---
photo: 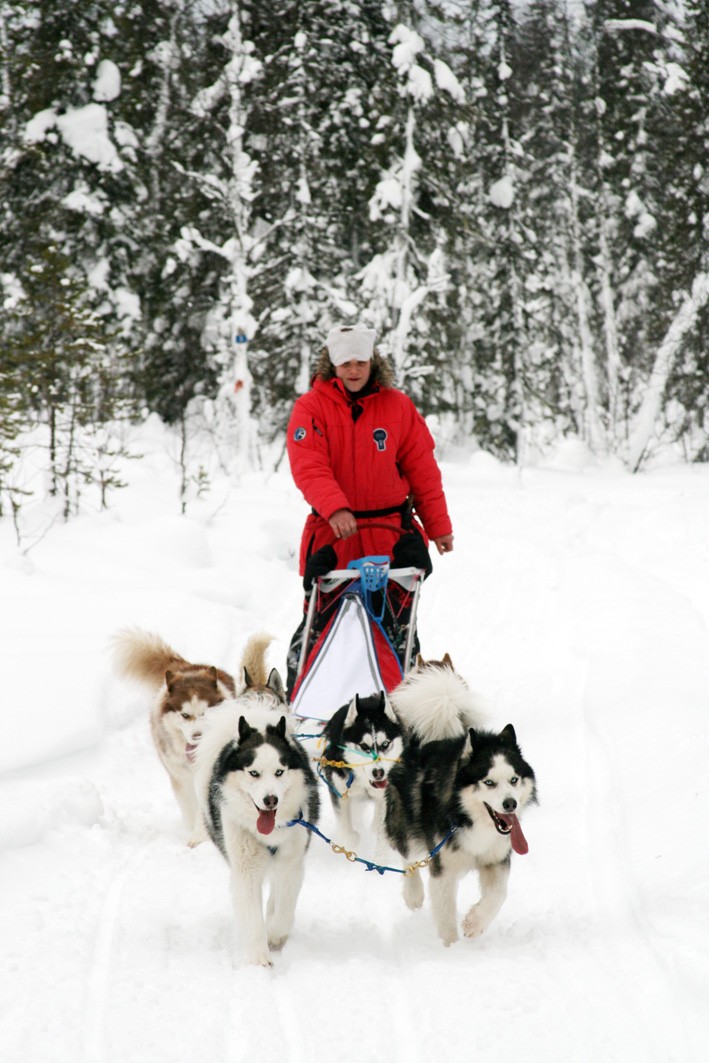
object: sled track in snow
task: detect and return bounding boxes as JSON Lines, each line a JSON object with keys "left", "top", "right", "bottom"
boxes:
{"left": 81, "top": 840, "right": 158, "bottom": 1063}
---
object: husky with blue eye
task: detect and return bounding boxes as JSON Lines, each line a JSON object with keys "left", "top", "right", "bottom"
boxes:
{"left": 386, "top": 657, "right": 537, "bottom": 946}
{"left": 195, "top": 642, "right": 319, "bottom": 968}
{"left": 321, "top": 691, "right": 403, "bottom": 855}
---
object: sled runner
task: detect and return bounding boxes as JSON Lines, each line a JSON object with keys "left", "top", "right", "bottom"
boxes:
{"left": 289, "top": 552, "right": 425, "bottom": 723}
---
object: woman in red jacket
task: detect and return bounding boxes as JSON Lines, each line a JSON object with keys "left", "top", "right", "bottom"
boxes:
{"left": 285, "top": 324, "right": 454, "bottom": 696}
{"left": 287, "top": 323, "right": 454, "bottom": 575}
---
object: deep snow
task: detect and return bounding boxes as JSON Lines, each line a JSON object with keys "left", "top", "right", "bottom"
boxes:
{"left": 2, "top": 418, "right": 708, "bottom": 1063}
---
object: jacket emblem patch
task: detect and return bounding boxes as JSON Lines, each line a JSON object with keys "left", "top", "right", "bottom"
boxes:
{"left": 294, "top": 427, "right": 307, "bottom": 442}
{"left": 373, "top": 428, "right": 388, "bottom": 452}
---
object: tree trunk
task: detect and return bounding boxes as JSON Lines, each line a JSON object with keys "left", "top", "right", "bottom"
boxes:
{"left": 626, "top": 273, "right": 709, "bottom": 471}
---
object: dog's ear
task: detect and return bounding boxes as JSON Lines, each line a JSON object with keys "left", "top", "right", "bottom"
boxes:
{"left": 243, "top": 667, "right": 254, "bottom": 689}
{"left": 267, "top": 716, "right": 288, "bottom": 740}
{"left": 466, "top": 727, "right": 478, "bottom": 755}
{"left": 499, "top": 723, "right": 517, "bottom": 746}
{"left": 415, "top": 654, "right": 426, "bottom": 670}
{"left": 442, "top": 652, "right": 454, "bottom": 669}
{"left": 238, "top": 715, "right": 253, "bottom": 743}
{"left": 381, "top": 692, "right": 399, "bottom": 724}
{"left": 208, "top": 666, "right": 219, "bottom": 688}
{"left": 165, "top": 670, "right": 175, "bottom": 693}
{"left": 267, "top": 667, "right": 286, "bottom": 702}
{"left": 345, "top": 695, "right": 359, "bottom": 727}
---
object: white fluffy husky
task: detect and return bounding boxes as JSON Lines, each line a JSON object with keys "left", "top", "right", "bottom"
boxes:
{"left": 195, "top": 646, "right": 320, "bottom": 967}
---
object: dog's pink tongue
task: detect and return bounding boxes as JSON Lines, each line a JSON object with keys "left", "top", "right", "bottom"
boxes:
{"left": 502, "top": 814, "right": 528, "bottom": 855}
{"left": 256, "top": 808, "right": 277, "bottom": 835}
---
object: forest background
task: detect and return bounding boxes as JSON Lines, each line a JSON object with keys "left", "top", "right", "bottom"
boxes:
{"left": 1, "top": 0, "right": 707, "bottom": 533}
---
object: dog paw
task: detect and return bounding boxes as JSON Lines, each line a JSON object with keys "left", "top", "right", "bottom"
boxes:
{"left": 246, "top": 949, "right": 273, "bottom": 968}
{"left": 439, "top": 929, "right": 459, "bottom": 947}
{"left": 462, "top": 908, "right": 489, "bottom": 939}
{"left": 267, "top": 934, "right": 288, "bottom": 952}
{"left": 403, "top": 875, "right": 424, "bottom": 910}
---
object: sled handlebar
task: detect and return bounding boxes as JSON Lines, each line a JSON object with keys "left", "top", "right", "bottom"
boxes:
{"left": 351, "top": 520, "right": 408, "bottom": 536}
{"left": 326, "top": 519, "right": 412, "bottom": 542}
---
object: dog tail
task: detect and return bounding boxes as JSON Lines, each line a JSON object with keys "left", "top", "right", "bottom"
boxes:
{"left": 238, "top": 632, "right": 275, "bottom": 688}
{"left": 391, "top": 665, "right": 486, "bottom": 743}
{"left": 111, "top": 627, "right": 188, "bottom": 688}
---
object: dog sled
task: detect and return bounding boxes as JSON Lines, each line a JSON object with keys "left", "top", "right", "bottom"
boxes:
{"left": 288, "top": 523, "right": 428, "bottom": 723}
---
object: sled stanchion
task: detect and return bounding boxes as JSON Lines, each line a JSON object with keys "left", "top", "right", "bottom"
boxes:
{"left": 296, "top": 587, "right": 321, "bottom": 681}
{"left": 402, "top": 573, "right": 422, "bottom": 673}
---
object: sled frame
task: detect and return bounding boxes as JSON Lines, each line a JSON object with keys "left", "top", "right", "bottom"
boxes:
{"left": 295, "top": 565, "right": 424, "bottom": 683}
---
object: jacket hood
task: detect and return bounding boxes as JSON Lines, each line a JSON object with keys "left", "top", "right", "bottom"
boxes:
{"left": 313, "top": 347, "right": 395, "bottom": 389}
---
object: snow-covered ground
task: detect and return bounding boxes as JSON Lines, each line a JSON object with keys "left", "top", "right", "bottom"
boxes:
{"left": 2, "top": 419, "right": 708, "bottom": 1063}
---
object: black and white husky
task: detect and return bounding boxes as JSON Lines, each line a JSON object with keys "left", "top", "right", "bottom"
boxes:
{"left": 386, "top": 658, "right": 537, "bottom": 946}
{"left": 195, "top": 644, "right": 319, "bottom": 967}
{"left": 320, "top": 692, "right": 403, "bottom": 856}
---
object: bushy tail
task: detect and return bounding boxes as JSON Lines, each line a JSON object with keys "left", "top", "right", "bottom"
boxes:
{"left": 238, "top": 632, "right": 275, "bottom": 688}
{"left": 111, "top": 627, "right": 187, "bottom": 688}
{"left": 391, "top": 665, "right": 486, "bottom": 743}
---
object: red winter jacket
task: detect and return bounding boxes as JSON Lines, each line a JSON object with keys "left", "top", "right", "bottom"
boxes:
{"left": 287, "top": 376, "right": 453, "bottom": 574}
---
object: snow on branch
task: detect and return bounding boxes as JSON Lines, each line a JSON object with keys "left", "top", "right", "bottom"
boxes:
{"left": 603, "top": 19, "right": 658, "bottom": 36}
{"left": 389, "top": 25, "right": 464, "bottom": 104}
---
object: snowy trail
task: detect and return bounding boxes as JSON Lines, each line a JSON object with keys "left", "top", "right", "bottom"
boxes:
{"left": 50, "top": 708, "right": 684, "bottom": 1063}
{"left": 3, "top": 448, "right": 708, "bottom": 1062}
{"left": 81, "top": 843, "right": 152, "bottom": 1063}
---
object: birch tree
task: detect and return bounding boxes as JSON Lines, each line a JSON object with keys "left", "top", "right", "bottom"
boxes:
{"left": 627, "top": 273, "right": 709, "bottom": 470}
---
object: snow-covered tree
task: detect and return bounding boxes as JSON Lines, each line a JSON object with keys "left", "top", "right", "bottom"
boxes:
{"left": 235, "top": 0, "right": 409, "bottom": 436}
{"left": 512, "top": 0, "right": 606, "bottom": 455}
{"left": 3, "top": 243, "right": 131, "bottom": 516}
{"left": 358, "top": 15, "right": 464, "bottom": 413}
{"left": 647, "top": 0, "right": 709, "bottom": 460}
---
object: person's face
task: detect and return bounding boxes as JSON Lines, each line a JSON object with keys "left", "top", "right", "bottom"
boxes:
{"left": 335, "top": 359, "right": 372, "bottom": 393}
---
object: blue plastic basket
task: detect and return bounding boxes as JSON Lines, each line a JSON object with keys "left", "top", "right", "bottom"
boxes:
{"left": 347, "top": 555, "right": 391, "bottom": 620}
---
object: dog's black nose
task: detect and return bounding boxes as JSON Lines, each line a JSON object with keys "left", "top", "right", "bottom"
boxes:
{"left": 372, "top": 767, "right": 385, "bottom": 781}
{"left": 503, "top": 797, "right": 517, "bottom": 813}
{"left": 263, "top": 794, "right": 278, "bottom": 809}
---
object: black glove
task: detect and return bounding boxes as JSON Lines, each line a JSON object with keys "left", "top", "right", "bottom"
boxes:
{"left": 303, "top": 544, "right": 338, "bottom": 592}
{"left": 392, "top": 531, "right": 433, "bottom": 578}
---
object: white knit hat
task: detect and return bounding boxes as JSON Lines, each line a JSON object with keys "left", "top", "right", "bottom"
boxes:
{"left": 326, "top": 324, "right": 376, "bottom": 365}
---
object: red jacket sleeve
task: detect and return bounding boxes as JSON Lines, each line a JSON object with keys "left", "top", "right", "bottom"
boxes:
{"left": 286, "top": 396, "right": 351, "bottom": 520}
{"left": 396, "top": 399, "right": 453, "bottom": 540}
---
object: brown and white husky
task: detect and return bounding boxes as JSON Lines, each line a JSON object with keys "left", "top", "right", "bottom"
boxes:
{"left": 112, "top": 628, "right": 272, "bottom": 845}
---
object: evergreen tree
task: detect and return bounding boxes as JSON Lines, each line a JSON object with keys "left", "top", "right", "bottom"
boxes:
{"left": 244, "top": 0, "right": 401, "bottom": 432}
{"left": 585, "top": 1, "right": 678, "bottom": 441}
{"left": 656, "top": 0, "right": 709, "bottom": 457}
{"left": 1, "top": 0, "right": 707, "bottom": 493}
{"left": 3, "top": 243, "right": 131, "bottom": 516}
{"left": 513, "top": 0, "right": 604, "bottom": 454}
{"left": 419, "top": 0, "right": 503, "bottom": 445}
{"left": 110, "top": 0, "right": 224, "bottom": 427}
{"left": 358, "top": 7, "right": 465, "bottom": 415}
{"left": 466, "top": 0, "right": 529, "bottom": 459}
